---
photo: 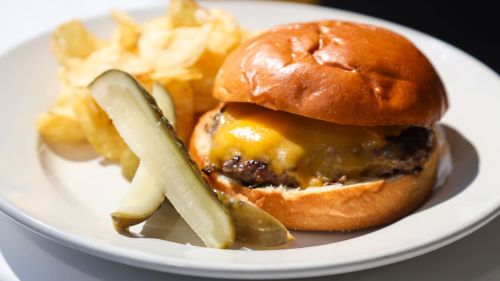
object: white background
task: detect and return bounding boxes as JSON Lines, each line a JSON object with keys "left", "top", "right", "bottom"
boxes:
{"left": 1, "top": 1, "right": 500, "bottom": 280}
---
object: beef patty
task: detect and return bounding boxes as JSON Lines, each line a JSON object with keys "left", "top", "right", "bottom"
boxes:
{"left": 204, "top": 111, "right": 434, "bottom": 188}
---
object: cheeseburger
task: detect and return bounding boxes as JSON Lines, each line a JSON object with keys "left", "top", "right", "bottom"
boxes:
{"left": 189, "top": 21, "right": 448, "bottom": 231}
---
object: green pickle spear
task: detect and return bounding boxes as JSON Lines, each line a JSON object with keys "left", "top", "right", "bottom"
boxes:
{"left": 151, "top": 82, "right": 176, "bottom": 130}
{"left": 90, "top": 69, "right": 234, "bottom": 248}
{"left": 111, "top": 83, "right": 175, "bottom": 228}
{"left": 215, "top": 190, "right": 293, "bottom": 247}
{"left": 111, "top": 162, "right": 164, "bottom": 228}
{"left": 90, "top": 69, "right": 291, "bottom": 248}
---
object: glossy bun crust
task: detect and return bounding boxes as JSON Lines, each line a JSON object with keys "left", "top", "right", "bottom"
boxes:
{"left": 214, "top": 21, "right": 448, "bottom": 127}
{"left": 190, "top": 110, "right": 445, "bottom": 231}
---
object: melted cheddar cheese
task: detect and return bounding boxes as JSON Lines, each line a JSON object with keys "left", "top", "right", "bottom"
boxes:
{"left": 209, "top": 103, "right": 404, "bottom": 187}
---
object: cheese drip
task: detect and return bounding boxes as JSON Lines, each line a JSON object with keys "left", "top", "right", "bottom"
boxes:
{"left": 209, "top": 103, "right": 404, "bottom": 187}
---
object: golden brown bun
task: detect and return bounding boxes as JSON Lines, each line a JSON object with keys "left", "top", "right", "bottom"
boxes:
{"left": 190, "top": 109, "right": 444, "bottom": 231}
{"left": 214, "top": 21, "right": 448, "bottom": 127}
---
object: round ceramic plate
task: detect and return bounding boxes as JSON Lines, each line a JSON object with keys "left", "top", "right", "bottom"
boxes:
{"left": 0, "top": 1, "right": 499, "bottom": 279}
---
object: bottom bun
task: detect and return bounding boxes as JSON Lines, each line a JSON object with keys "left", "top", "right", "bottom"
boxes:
{"left": 190, "top": 109, "right": 446, "bottom": 231}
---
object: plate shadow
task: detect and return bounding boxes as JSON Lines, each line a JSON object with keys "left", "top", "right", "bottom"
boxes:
{"left": 126, "top": 203, "right": 376, "bottom": 249}
{"left": 139, "top": 203, "right": 205, "bottom": 247}
{"left": 418, "top": 125, "right": 479, "bottom": 212}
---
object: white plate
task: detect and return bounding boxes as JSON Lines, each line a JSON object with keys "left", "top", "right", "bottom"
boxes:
{"left": 0, "top": 1, "right": 499, "bottom": 279}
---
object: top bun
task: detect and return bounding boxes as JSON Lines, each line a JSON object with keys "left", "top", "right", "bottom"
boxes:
{"left": 213, "top": 21, "right": 448, "bottom": 127}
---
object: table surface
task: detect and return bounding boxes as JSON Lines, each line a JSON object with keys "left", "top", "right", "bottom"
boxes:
{"left": 1, "top": 1, "right": 499, "bottom": 280}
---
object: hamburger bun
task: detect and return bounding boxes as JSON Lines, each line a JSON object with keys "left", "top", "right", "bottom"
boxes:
{"left": 214, "top": 21, "right": 447, "bottom": 127}
{"left": 190, "top": 109, "right": 446, "bottom": 231}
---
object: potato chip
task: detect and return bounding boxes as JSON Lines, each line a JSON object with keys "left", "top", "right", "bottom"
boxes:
{"left": 36, "top": 112, "right": 86, "bottom": 143}
{"left": 110, "top": 9, "right": 141, "bottom": 51}
{"left": 139, "top": 25, "right": 210, "bottom": 71}
{"left": 190, "top": 51, "right": 225, "bottom": 112}
{"left": 51, "top": 20, "right": 103, "bottom": 66}
{"left": 167, "top": 0, "right": 209, "bottom": 27}
{"left": 65, "top": 45, "right": 151, "bottom": 87}
{"left": 120, "top": 147, "right": 140, "bottom": 181}
{"left": 134, "top": 73, "right": 154, "bottom": 93}
{"left": 142, "top": 16, "right": 170, "bottom": 34}
{"left": 51, "top": 91, "right": 79, "bottom": 116}
{"left": 162, "top": 80, "right": 195, "bottom": 142}
{"left": 137, "top": 29, "right": 169, "bottom": 60}
{"left": 73, "top": 90, "right": 128, "bottom": 161}
{"left": 206, "top": 9, "right": 241, "bottom": 55}
{"left": 151, "top": 68, "right": 203, "bottom": 82}
{"left": 37, "top": 82, "right": 88, "bottom": 143}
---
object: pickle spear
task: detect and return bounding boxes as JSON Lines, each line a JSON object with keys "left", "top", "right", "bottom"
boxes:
{"left": 111, "top": 163, "right": 164, "bottom": 228}
{"left": 89, "top": 69, "right": 234, "bottom": 248}
{"left": 111, "top": 84, "right": 175, "bottom": 229}
{"left": 151, "top": 82, "right": 176, "bottom": 130}
{"left": 151, "top": 83, "right": 292, "bottom": 246}
{"left": 215, "top": 190, "right": 292, "bottom": 247}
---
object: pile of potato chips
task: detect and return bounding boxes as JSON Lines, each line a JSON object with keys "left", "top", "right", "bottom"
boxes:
{"left": 36, "top": 0, "right": 247, "bottom": 180}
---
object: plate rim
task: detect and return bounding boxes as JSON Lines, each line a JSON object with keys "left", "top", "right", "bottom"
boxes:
{"left": 2, "top": 193, "right": 500, "bottom": 279}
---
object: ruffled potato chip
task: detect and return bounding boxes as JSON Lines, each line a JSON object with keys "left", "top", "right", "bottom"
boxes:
{"left": 36, "top": 84, "right": 87, "bottom": 143}
{"left": 142, "top": 16, "right": 170, "bottom": 33}
{"left": 120, "top": 146, "right": 140, "bottom": 181}
{"left": 65, "top": 45, "right": 151, "bottom": 87}
{"left": 51, "top": 20, "right": 103, "bottom": 66}
{"left": 139, "top": 25, "right": 210, "bottom": 71}
{"left": 206, "top": 9, "right": 241, "bottom": 55}
{"left": 36, "top": 112, "right": 86, "bottom": 143}
{"left": 151, "top": 68, "right": 203, "bottom": 82}
{"left": 72, "top": 90, "right": 127, "bottom": 161}
{"left": 110, "top": 9, "right": 141, "bottom": 51}
{"left": 162, "top": 80, "right": 195, "bottom": 142}
{"left": 189, "top": 51, "right": 225, "bottom": 112}
{"left": 73, "top": 89, "right": 140, "bottom": 180}
{"left": 167, "top": 0, "right": 209, "bottom": 27}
